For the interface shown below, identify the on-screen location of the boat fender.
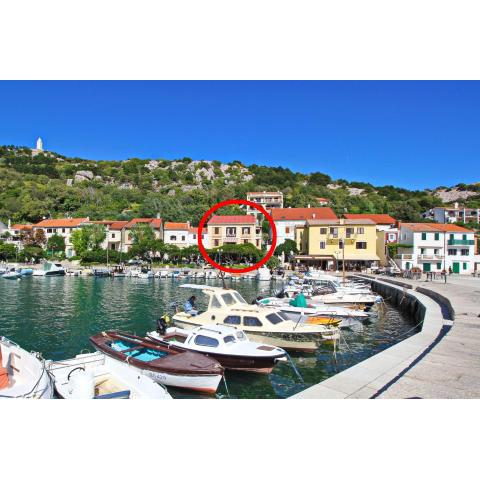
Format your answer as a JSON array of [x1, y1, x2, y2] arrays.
[[68, 369, 95, 399]]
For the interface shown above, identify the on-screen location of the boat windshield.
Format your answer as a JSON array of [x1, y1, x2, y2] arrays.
[[232, 292, 247, 304], [223, 335, 236, 344]]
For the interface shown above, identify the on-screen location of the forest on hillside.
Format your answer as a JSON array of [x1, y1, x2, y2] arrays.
[[1, 145, 479, 225]]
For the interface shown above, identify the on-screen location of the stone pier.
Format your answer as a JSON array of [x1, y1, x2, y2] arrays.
[[291, 274, 480, 399]]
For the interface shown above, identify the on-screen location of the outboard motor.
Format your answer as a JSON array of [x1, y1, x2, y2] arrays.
[[156, 316, 170, 335]]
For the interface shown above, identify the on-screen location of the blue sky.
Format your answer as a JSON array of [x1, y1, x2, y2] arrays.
[[0, 81, 478, 190]]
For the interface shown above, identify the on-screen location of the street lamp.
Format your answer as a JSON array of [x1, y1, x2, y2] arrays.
[[334, 250, 340, 273]]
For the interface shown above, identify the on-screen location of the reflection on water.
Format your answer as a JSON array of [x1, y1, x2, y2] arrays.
[[0, 276, 420, 398]]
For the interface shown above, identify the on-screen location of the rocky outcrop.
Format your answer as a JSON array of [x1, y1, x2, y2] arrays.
[[74, 170, 94, 183]]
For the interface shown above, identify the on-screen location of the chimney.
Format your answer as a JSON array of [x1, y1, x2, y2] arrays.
[[156, 212, 160, 219], [312, 213, 316, 218], [8, 219, 11, 229], [307, 203, 311, 208], [454, 202, 459, 209]]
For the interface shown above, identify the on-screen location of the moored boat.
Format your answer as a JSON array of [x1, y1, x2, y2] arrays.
[[171, 284, 340, 353], [32, 261, 66, 276], [0, 336, 54, 399], [147, 324, 286, 374], [46, 352, 172, 399], [90, 331, 224, 394]]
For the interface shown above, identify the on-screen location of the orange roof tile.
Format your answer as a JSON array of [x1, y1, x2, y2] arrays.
[[400, 223, 474, 233], [34, 218, 89, 228], [164, 222, 190, 230], [11, 224, 33, 230], [271, 207, 338, 221], [344, 213, 397, 224], [124, 218, 162, 229], [109, 221, 129, 230], [208, 215, 256, 225]]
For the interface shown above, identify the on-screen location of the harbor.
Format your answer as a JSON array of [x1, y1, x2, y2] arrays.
[[1, 271, 420, 399]]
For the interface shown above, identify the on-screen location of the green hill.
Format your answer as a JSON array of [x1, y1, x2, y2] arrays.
[[1, 145, 479, 225]]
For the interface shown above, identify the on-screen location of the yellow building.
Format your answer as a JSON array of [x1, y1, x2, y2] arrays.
[[295, 219, 381, 270]]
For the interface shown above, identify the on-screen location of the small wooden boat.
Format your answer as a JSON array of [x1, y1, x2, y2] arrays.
[[147, 324, 287, 374], [46, 352, 172, 399], [90, 331, 224, 394], [0, 336, 54, 399]]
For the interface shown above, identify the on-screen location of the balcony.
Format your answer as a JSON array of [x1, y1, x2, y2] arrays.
[[223, 237, 239, 243], [417, 254, 444, 261], [447, 239, 474, 246]]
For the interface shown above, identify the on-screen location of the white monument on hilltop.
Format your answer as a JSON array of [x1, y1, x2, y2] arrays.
[[36, 137, 43, 151]]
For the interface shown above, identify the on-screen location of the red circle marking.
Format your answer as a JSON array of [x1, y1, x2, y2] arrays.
[[197, 199, 277, 274]]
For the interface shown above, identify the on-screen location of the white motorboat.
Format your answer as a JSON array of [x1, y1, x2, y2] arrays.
[[0, 336, 54, 399], [171, 284, 340, 353], [32, 262, 66, 276], [2, 269, 21, 280], [137, 268, 154, 279], [46, 352, 172, 399], [147, 324, 286, 374], [255, 266, 272, 281], [256, 296, 369, 328]]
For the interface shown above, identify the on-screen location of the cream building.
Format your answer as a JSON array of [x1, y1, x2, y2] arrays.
[[207, 215, 262, 248]]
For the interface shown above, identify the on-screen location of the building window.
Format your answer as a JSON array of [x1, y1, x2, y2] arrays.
[[463, 262, 468, 270], [181, 236, 185, 241], [330, 227, 338, 238], [461, 249, 469, 256], [171, 235, 177, 241], [357, 227, 364, 234], [437, 263, 442, 269], [356, 242, 367, 249], [47, 228, 52, 233], [112, 233, 116, 239], [448, 249, 457, 255], [62, 228, 66, 233], [320, 228, 327, 235], [421, 233, 427, 240], [319, 241, 326, 249], [243, 239, 248, 244], [242, 227, 251, 235], [434, 233, 439, 240], [420, 248, 425, 254], [214, 227, 219, 235], [214, 239, 219, 246], [193, 234, 196, 239]]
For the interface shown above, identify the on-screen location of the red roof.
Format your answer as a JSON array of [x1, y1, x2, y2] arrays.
[[124, 218, 162, 229], [34, 218, 89, 228], [271, 208, 337, 221], [344, 213, 397, 224], [11, 224, 33, 231], [189, 226, 207, 234], [400, 223, 474, 233], [208, 215, 256, 225], [109, 221, 129, 230], [164, 222, 190, 230]]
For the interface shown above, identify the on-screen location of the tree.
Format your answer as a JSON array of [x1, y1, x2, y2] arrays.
[[129, 223, 156, 260], [19, 245, 44, 263], [47, 234, 66, 255], [33, 228, 46, 247], [274, 239, 298, 257], [71, 224, 107, 256], [0, 242, 16, 260]]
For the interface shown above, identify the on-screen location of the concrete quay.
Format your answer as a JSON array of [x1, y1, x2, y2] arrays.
[[291, 274, 480, 399]]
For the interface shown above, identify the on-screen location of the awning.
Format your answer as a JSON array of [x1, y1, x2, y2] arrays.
[[294, 255, 334, 260], [340, 254, 380, 261]]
